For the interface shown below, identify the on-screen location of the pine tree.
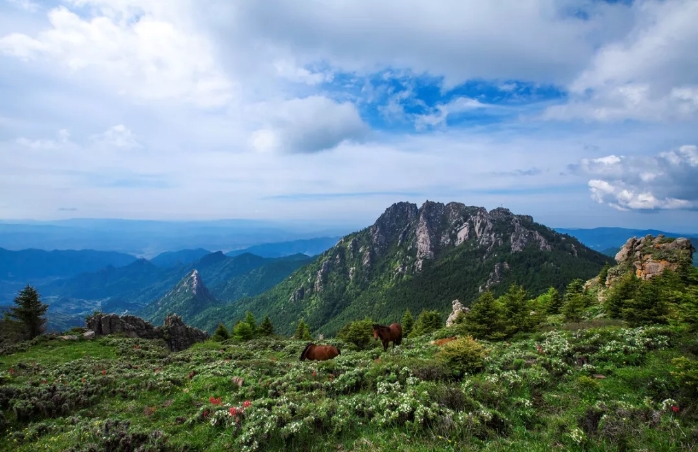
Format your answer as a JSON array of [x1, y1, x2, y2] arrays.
[[401, 309, 414, 336], [409, 310, 442, 337], [546, 287, 563, 314], [337, 318, 373, 349], [10, 285, 48, 339], [212, 322, 230, 342], [501, 284, 532, 336], [244, 311, 256, 332], [622, 279, 669, 326], [233, 321, 254, 341], [462, 291, 506, 341], [598, 263, 611, 286], [604, 272, 640, 318], [257, 315, 274, 337], [294, 319, 312, 340], [562, 293, 587, 323]]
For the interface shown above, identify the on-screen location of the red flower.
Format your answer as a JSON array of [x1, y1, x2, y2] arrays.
[[101, 370, 106, 375], [672, 405, 680, 413], [536, 344, 543, 354], [229, 407, 238, 416], [41, 379, 47, 384], [203, 410, 209, 418], [243, 400, 252, 408], [312, 371, 317, 377], [8, 368, 15, 374], [209, 396, 222, 405]]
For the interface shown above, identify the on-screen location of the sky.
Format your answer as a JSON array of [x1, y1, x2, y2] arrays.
[[0, 0, 697, 232]]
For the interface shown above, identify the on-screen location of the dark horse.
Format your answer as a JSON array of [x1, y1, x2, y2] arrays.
[[372, 323, 403, 351], [299, 343, 341, 361]]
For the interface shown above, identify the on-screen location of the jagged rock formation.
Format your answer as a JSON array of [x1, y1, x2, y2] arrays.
[[446, 299, 470, 327], [86, 313, 208, 351], [198, 200, 609, 336], [587, 234, 695, 301], [139, 269, 218, 325]]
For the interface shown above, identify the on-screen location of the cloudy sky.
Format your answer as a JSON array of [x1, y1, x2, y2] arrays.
[[1, 0, 697, 232]]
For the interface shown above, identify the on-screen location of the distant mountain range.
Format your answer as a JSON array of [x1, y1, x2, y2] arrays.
[[192, 202, 613, 336], [0, 219, 353, 257], [556, 227, 698, 266], [226, 237, 341, 258]]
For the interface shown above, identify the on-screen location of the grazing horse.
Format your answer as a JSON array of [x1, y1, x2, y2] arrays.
[[299, 343, 341, 361], [372, 323, 402, 351]]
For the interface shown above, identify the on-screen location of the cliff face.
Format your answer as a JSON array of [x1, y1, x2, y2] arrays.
[[197, 200, 610, 335], [588, 234, 695, 301]]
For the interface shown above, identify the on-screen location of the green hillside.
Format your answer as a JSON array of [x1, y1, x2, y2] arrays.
[[195, 202, 612, 335]]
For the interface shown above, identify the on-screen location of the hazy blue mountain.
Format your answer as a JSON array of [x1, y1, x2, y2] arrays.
[[0, 248, 137, 280], [557, 227, 698, 265], [0, 219, 354, 257], [150, 248, 212, 267], [226, 237, 341, 258]]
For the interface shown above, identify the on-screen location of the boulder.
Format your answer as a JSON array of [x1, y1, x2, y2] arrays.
[[446, 299, 470, 327], [83, 330, 95, 339], [85, 313, 208, 351]]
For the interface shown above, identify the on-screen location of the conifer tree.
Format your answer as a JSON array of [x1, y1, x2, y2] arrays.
[[244, 311, 256, 333], [257, 315, 274, 337], [562, 292, 587, 323], [463, 291, 506, 341], [10, 285, 48, 339], [401, 309, 414, 336], [233, 320, 254, 341], [212, 322, 230, 342], [501, 284, 531, 336], [622, 279, 669, 326], [546, 287, 563, 314], [604, 273, 640, 318], [409, 310, 442, 337], [598, 263, 611, 286], [294, 319, 312, 340]]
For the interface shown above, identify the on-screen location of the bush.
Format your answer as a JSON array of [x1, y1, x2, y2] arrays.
[[211, 323, 230, 342], [436, 336, 488, 377], [293, 319, 312, 341], [337, 318, 374, 349]]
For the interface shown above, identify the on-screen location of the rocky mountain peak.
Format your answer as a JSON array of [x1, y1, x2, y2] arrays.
[[613, 234, 694, 281]]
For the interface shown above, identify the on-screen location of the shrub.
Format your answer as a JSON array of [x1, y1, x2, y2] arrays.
[[337, 318, 373, 349], [257, 315, 274, 336], [436, 336, 488, 377]]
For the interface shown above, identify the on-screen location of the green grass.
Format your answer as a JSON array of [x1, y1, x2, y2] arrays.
[[1, 325, 697, 451]]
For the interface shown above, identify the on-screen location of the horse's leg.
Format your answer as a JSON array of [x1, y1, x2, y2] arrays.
[[382, 340, 388, 351]]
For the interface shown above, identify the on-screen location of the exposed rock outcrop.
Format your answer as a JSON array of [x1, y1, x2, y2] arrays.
[[86, 313, 208, 351], [613, 234, 694, 281], [446, 299, 470, 327]]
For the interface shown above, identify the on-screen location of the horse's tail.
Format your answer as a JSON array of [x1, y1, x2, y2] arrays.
[[299, 343, 313, 361]]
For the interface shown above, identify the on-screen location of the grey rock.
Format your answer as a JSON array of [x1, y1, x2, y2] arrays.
[[446, 299, 470, 327]]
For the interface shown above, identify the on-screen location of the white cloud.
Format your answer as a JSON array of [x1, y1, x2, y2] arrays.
[[415, 97, 488, 129], [248, 96, 368, 154], [545, 0, 698, 122], [577, 145, 698, 210], [0, 2, 234, 108], [6, 0, 39, 12], [16, 128, 72, 149], [90, 124, 140, 149]]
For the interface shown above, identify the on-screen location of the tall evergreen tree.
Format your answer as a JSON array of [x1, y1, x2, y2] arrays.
[[257, 315, 274, 337], [546, 287, 563, 315], [604, 273, 640, 318], [401, 309, 414, 336], [233, 320, 254, 341], [244, 311, 256, 332], [212, 322, 230, 342], [10, 285, 48, 339], [462, 291, 506, 341], [501, 284, 531, 336], [294, 319, 312, 340], [622, 279, 669, 326], [409, 310, 442, 337], [598, 263, 611, 286]]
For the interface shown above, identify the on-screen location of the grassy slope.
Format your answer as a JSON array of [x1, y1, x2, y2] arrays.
[[1, 323, 696, 451]]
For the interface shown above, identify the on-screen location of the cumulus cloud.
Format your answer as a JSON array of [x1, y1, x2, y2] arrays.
[[248, 96, 368, 154], [0, 1, 233, 108], [545, 0, 698, 122], [90, 125, 140, 149], [574, 145, 698, 210], [16, 129, 72, 149]]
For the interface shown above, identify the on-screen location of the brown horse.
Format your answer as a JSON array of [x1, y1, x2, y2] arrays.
[[299, 343, 341, 361], [372, 323, 402, 351]]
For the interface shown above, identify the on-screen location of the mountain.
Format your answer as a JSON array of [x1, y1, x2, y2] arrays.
[[194, 201, 612, 335], [0, 219, 353, 256], [150, 248, 211, 267], [556, 227, 698, 266], [214, 254, 315, 302], [226, 237, 341, 258], [139, 270, 219, 325]]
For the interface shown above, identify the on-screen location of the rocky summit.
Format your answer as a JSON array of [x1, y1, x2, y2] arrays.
[[139, 270, 219, 326], [614, 235, 695, 281], [199, 201, 611, 336]]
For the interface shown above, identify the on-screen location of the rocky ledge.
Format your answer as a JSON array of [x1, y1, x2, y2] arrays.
[[613, 234, 695, 282], [85, 313, 209, 351]]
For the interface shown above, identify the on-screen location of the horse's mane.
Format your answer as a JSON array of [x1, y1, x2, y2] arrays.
[[373, 324, 391, 333], [299, 343, 314, 360]]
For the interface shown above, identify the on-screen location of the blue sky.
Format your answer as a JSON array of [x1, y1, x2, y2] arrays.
[[0, 0, 697, 232]]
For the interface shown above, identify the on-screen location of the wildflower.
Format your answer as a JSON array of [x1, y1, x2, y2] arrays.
[[133, 345, 140, 350], [101, 370, 106, 375], [243, 400, 252, 408], [229, 407, 238, 416], [672, 405, 680, 413], [8, 368, 15, 374], [312, 371, 317, 377], [210, 397, 222, 405], [203, 410, 209, 418]]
